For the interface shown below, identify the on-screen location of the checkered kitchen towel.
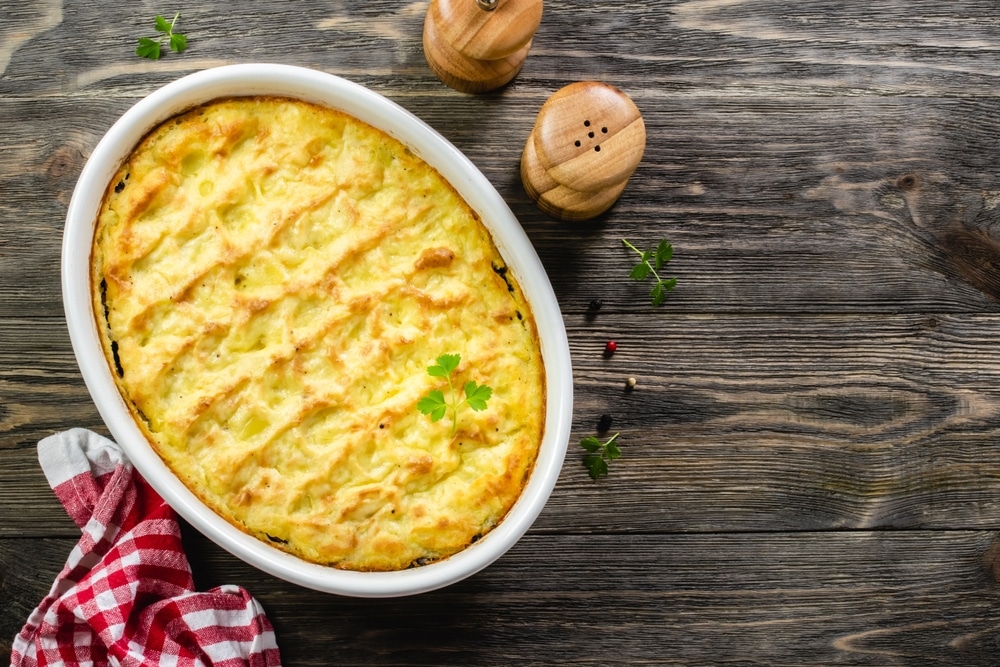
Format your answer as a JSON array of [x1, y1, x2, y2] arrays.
[[11, 428, 282, 667]]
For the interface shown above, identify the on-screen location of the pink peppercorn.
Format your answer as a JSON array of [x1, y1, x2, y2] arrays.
[[605, 341, 617, 354]]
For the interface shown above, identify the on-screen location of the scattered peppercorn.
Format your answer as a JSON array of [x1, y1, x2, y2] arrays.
[[589, 298, 603, 311], [598, 413, 613, 432], [626, 376, 637, 389], [605, 340, 617, 355]]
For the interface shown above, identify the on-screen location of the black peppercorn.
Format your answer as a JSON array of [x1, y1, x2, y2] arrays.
[[589, 298, 603, 311], [598, 413, 613, 433]]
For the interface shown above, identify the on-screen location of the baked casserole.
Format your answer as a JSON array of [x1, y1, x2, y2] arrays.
[[91, 96, 545, 571]]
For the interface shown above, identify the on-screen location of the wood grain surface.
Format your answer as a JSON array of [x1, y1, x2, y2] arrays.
[[4, 1, 1000, 664]]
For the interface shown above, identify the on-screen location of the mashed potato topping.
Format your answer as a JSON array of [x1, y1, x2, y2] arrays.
[[92, 97, 545, 571]]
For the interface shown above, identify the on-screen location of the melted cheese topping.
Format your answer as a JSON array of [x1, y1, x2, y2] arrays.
[[92, 97, 545, 571]]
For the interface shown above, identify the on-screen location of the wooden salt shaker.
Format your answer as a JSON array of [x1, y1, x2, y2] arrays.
[[423, 0, 544, 94], [521, 82, 646, 221]]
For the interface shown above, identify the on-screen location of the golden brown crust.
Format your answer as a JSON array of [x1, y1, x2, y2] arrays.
[[92, 97, 545, 571]]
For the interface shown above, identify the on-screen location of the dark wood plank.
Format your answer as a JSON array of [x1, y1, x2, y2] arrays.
[[5, 95, 1000, 317], [4, 530, 1000, 665], [5, 1, 1000, 98], [6, 313, 1000, 537]]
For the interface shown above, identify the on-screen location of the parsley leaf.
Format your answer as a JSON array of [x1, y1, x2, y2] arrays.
[[655, 239, 673, 269], [416, 390, 447, 422], [418, 354, 493, 436], [464, 381, 493, 411], [169, 32, 188, 53], [623, 238, 677, 306], [136, 13, 188, 60], [135, 36, 161, 60], [581, 432, 621, 480], [154, 15, 173, 33], [428, 353, 460, 377]]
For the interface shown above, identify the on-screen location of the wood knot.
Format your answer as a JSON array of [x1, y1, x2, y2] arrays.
[[896, 174, 919, 192], [939, 227, 1000, 303], [983, 538, 1000, 584], [45, 145, 85, 180]]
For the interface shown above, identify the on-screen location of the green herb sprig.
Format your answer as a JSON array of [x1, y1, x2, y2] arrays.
[[580, 432, 621, 479], [417, 354, 493, 436], [622, 238, 676, 306], [136, 13, 188, 60]]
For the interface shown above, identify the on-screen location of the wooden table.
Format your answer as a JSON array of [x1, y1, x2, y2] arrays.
[[4, 1, 1000, 664]]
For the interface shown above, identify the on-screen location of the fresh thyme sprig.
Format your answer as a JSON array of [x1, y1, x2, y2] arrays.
[[580, 432, 622, 479], [417, 353, 493, 437], [136, 13, 188, 60], [622, 238, 676, 306]]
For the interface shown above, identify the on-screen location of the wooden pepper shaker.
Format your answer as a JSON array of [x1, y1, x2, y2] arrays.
[[423, 0, 544, 94], [521, 82, 646, 221]]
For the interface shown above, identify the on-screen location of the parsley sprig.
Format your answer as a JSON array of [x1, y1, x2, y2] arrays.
[[136, 13, 188, 60], [417, 354, 493, 436], [581, 432, 622, 479], [622, 238, 676, 306]]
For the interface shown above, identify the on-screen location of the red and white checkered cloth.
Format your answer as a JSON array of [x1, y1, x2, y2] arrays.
[[11, 428, 283, 667]]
